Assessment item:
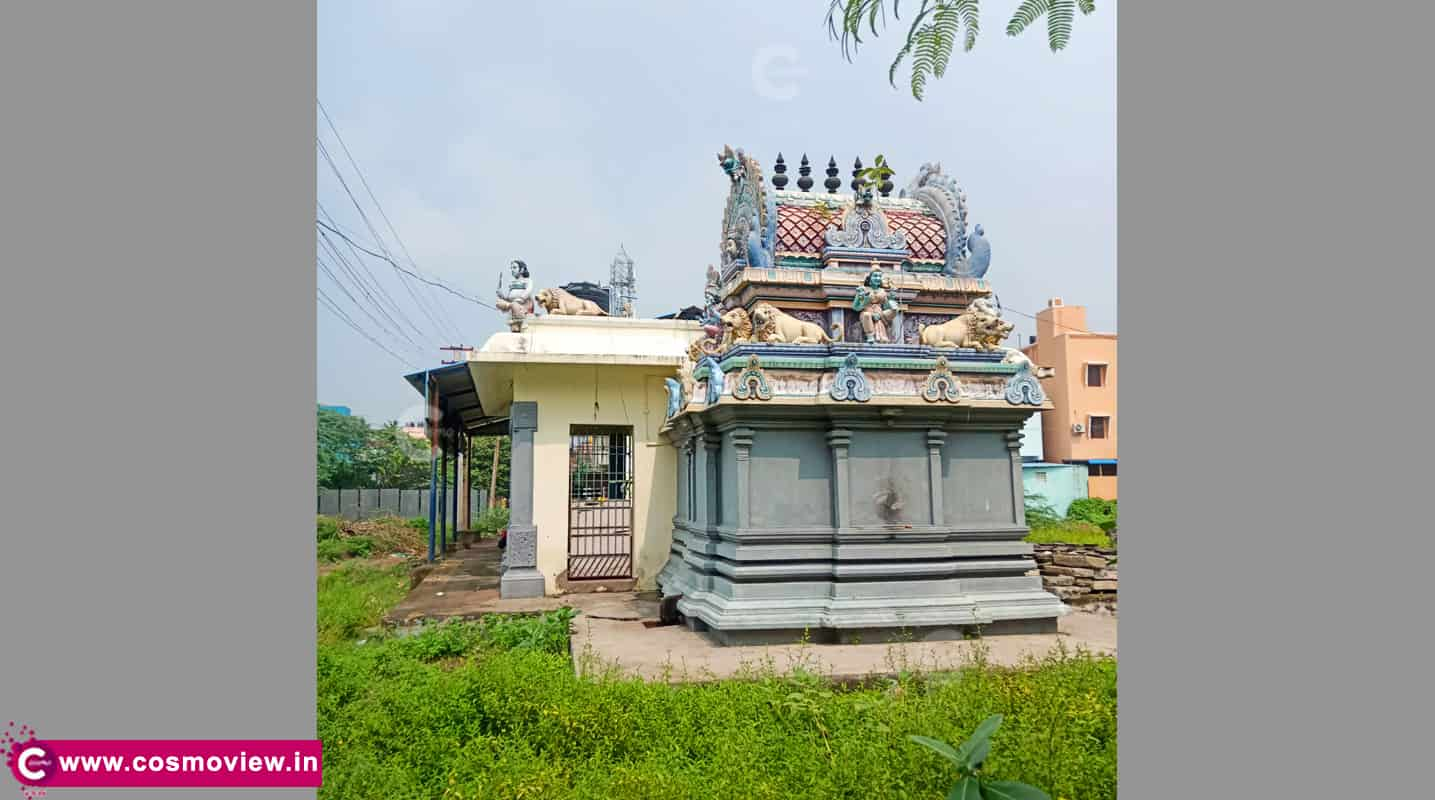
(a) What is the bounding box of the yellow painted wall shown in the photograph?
[512,363,678,594]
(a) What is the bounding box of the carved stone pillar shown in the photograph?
[501,401,545,598]
[731,427,754,530]
[926,428,947,525]
[703,427,722,528]
[826,428,852,531]
[1005,428,1025,526]
[691,424,709,530]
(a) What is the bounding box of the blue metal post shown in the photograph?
[425,373,437,563]
[452,431,462,543]
[439,428,448,553]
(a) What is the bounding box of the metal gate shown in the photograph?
[567,426,634,580]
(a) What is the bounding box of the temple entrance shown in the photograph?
[567,425,634,579]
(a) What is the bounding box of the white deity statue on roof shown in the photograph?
[494,259,534,332]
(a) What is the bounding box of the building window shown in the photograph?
[1089,415,1110,439]
[1036,471,1048,484]
[1085,363,1108,387]
[1089,463,1118,477]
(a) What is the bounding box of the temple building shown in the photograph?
[406,147,1068,644]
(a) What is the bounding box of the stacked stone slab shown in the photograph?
[1031,544,1117,601]
[657,343,1068,645]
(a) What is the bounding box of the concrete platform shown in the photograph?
[572,606,1116,683]
[383,542,657,625]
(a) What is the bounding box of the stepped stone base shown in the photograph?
[657,350,1067,646]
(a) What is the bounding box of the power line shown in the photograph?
[318,199,428,343]
[317,220,498,311]
[317,99,466,341]
[316,253,425,358]
[316,211,431,348]
[316,135,460,342]
[318,287,419,369]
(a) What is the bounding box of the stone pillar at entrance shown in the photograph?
[500,401,545,598]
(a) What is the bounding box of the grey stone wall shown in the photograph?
[1031,543,1117,601]
[316,488,488,522]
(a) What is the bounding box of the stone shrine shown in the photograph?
[657,148,1067,645]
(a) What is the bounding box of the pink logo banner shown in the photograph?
[6,739,322,790]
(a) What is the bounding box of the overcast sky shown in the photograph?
[317,0,1116,423]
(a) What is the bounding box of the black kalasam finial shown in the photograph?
[772,153,788,189]
[879,171,894,198]
[824,156,841,193]
[797,154,813,192]
[852,157,865,193]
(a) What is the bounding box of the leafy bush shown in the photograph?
[398,610,576,662]
[401,619,487,662]
[1024,521,1112,549]
[316,538,347,562]
[317,533,378,563]
[317,562,409,644]
[482,608,576,653]
[1066,498,1117,533]
[1023,494,1061,527]
[473,506,510,535]
[317,515,341,542]
[910,714,1051,799]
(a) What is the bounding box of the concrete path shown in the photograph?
[572,607,1116,683]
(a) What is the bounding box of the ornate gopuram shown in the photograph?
[657,148,1067,645]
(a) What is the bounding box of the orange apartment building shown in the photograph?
[1022,298,1117,499]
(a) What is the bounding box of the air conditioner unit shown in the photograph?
[1072,423,1086,434]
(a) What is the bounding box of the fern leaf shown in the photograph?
[1047,0,1074,51]
[1078,0,1095,14]
[931,4,959,78]
[956,0,980,52]
[910,23,940,100]
[889,39,915,87]
[1006,0,1049,37]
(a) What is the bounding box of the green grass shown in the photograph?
[1024,521,1113,548]
[317,567,1118,800]
[317,562,410,644]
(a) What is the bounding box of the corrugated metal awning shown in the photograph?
[402,362,508,436]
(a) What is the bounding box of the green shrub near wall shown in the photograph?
[1066,498,1117,533]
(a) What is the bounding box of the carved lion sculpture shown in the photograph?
[1000,348,1055,378]
[919,300,1013,351]
[751,303,831,345]
[719,307,754,349]
[536,287,608,316]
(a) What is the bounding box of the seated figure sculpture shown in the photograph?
[853,265,899,343]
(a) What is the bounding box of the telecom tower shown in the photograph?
[608,245,637,317]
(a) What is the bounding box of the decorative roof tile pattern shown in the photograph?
[885,209,947,262]
[775,203,837,256]
[774,202,947,263]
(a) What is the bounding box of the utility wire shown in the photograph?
[318,200,429,345]
[316,253,425,358]
[317,135,460,343]
[318,287,419,369]
[317,220,498,311]
[317,99,466,341]
[317,219,429,349]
